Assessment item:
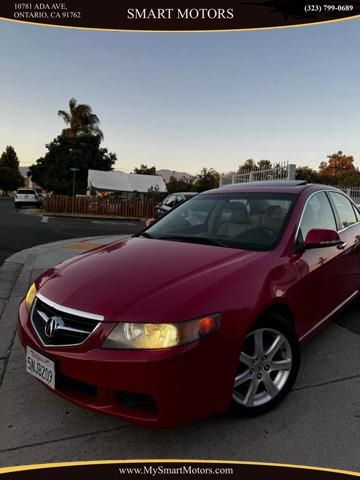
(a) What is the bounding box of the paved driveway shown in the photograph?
[1,320,360,469]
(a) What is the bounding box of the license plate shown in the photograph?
[26,346,55,389]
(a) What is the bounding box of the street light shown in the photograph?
[70,167,79,214]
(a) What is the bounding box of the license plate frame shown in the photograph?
[26,346,55,389]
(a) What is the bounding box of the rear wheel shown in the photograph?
[231,315,300,416]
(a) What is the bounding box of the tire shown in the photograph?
[230,314,300,417]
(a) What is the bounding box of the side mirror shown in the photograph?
[304,229,343,249]
[144,218,156,228]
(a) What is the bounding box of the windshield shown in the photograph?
[146,192,296,251]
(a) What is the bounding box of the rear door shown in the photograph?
[327,191,360,298]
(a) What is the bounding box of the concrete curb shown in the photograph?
[0,252,35,385]
[3,235,125,264]
[16,207,147,222]
[44,213,145,222]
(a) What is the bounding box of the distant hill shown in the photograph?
[157,169,193,183]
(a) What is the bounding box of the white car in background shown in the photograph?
[14,188,42,209]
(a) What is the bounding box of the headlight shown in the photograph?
[102,313,221,350]
[25,283,37,312]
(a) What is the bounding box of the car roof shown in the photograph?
[203,180,343,195]
[168,192,197,196]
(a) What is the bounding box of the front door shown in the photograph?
[288,191,347,339]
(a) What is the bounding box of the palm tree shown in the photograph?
[58,98,104,140]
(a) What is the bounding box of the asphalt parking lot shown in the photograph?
[0,199,144,267]
[0,200,359,470]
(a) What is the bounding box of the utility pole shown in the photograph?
[70,167,79,214]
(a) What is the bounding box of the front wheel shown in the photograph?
[231,315,300,416]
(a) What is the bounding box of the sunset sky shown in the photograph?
[1,18,360,175]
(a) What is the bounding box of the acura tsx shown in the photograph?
[18,181,360,427]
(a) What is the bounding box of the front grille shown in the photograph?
[31,297,100,347]
[118,391,157,412]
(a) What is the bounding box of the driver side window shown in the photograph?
[297,192,337,245]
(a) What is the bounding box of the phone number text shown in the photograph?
[305,4,354,13]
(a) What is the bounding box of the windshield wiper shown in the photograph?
[155,234,231,248]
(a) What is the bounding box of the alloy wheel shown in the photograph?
[232,328,293,408]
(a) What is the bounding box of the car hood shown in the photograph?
[37,237,267,323]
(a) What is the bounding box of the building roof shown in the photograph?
[88,170,167,193]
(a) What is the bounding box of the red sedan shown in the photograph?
[18,181,360,427]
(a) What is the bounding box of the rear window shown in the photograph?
[17,190,36,195]
[328,192,358,229]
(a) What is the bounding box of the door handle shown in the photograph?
[337,241,347,250]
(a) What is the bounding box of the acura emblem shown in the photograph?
[44,316,64,338]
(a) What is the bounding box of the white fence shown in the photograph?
[219,162,360,204]
[335,186,360,204]
[220,162,296,187]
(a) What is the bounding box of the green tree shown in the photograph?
[58,98,103,140]
[166,175,194,194]
[193,168,220,192]
[295,166,319,183]
[133,164,157,175]
[146,185,167,203]
[341,171,360,186]
[238,159,256,173]
[29,135,116,195]
[257,159,272,170]
[0,146,20,170]
[0,167,24,194]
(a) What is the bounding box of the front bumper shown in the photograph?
[18,300,237,428]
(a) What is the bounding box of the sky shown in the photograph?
[1,18,360,175]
